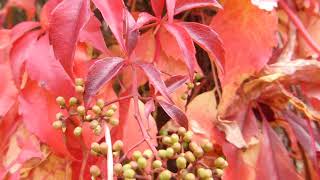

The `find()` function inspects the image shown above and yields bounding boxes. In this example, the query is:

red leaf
[49,0,90,78]
[210,0,277,86]
[84,57,125,104]
[163,23,197,78]
[175,0,222,15]
[125,11,139,55]
[92,0,126,52]
[144,100,155,123]
[151,0,165,17]
[166,0,176,23]
[19,81,73,158]
[134,12,158,30]
[179,22,225,72]
[80,15,109,53]
[137,63,172,103]
[165,75,188,94]
[26,34,74,97]
[158,99,188,129]
[0,63,18,118]
[256,120,303,180]
[10,21,40,43]
[40,0,62,29]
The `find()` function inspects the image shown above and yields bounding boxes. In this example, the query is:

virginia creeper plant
[1,0,320,179]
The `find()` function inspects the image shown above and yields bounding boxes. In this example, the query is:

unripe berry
[162,136,172,145]
[185,151,196,163]
[96,99,105,108]
[158,150,167,159]
[152,160,162,169]
[182,142,189,149]
[137,157,147,169]
[181,93,188,100]
[180,169,188,177]
[92,105,101,115]
[143,149,153,159]
[110,104,117,111]
[90,165,100,177]
[73,127,82,136]
[214,157,228,169]
[90,149,99,156]
[201,140,213,153]
[176,156,187,169]
[109,117,119,126]
[183,131,193,142]
[184,173,196,180]
[94,125,102,135]
[195,73,202,81]
[166,147,175,158]
[56,112,64,120]
[75,85,84,93]
[159,129,168,136]
[171,133,179,143]
[159,170,172,180]
[189,142,199,152]
[178,127,186,136]
[197,168,207,179]
[91,142,100,153]
[194,147,204,158]
[77,106,86,116]
[172,142,181,152]
[90,120,99,129]
[113,151,120,157]
[99,142,108,155]
[113,140,123,151]
[187,82,195,90]
[122,164,132,171]
[104,109,115,117]
[52,120,63,129]
[132,150,142,161]
[114,163,123,175]
[69,97,77,106]
[75,78,84,86]
[215,168,224,177]
[85,114,92,121]
[56,96,65,106]
[123,169,135,178]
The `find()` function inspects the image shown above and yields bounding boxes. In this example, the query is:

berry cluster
[88,127,228,179]
[52,78,119,137]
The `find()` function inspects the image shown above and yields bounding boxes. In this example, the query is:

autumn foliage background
[1,0,320,179]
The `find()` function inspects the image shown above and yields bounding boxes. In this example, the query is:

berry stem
[279,0,320,55]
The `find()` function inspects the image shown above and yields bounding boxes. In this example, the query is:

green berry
[91,142,100,153]
[110,104,117,111]
[171,133,179,143]
[123,169,135,178]
[56,112,64,120]
[195,73,202,81]
[90,165,100,177]
[197,168,207,179]
[113,140,123,151]
[92,105,101,115]
[96,99,105,108]
[143,149,153,159]
[162,136,172,145]
[105,109,115,117]
[109,117,119,126]
[137,157,147,169]
[73,126,82,136]
[94,125,102,135]
[182,142,189,149]
[152,160,162,169]
[132,150,142,161]
[214,157,228,169]
[56,96,65,106]
[90,149,99,156]
[194,147,204,158]
[185,151,196,163]
[114,163,123,175]
[52,120,63,129]
[99,142,108,155]
[184,173,196,180]
[85,114,92,121]
[201,140,213,153]
[166,147,175,158]
[90,120,99,129]
[77,106,86,116]
[178,127,186,136]
[189,142,198,152]
[158,149,167,159]
[172,142,181,152]
[75,85,84,94]
[75,78,84,86]
[113,151,120,157]
[176,156,187,169]
[187,82,195,90]
[122,164,132,171]
[69,97,77,106]
[159,170,172,180]
[215,168,224,177]
[183,131,193,142]
[181,93,188,100]
[159,129,168,136]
